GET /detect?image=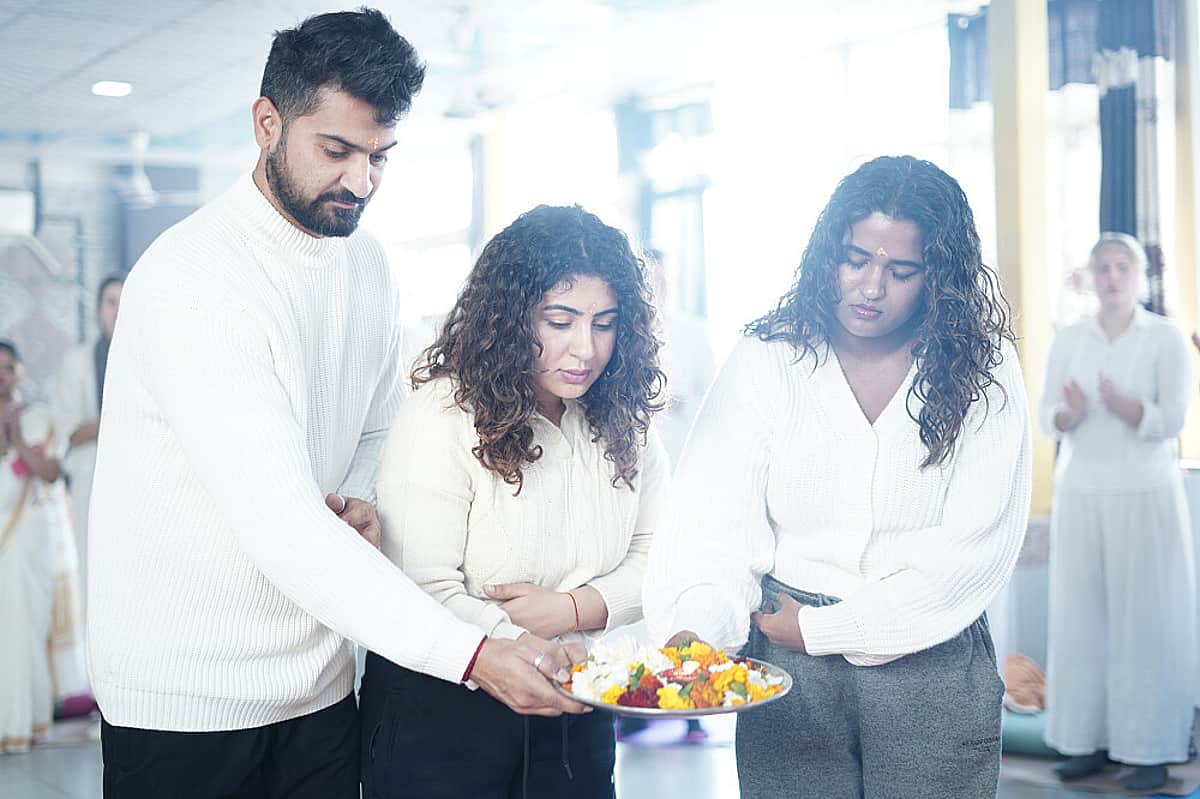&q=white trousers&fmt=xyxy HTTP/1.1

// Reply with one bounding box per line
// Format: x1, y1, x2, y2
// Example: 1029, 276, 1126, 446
1044, 479, 1197, 764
